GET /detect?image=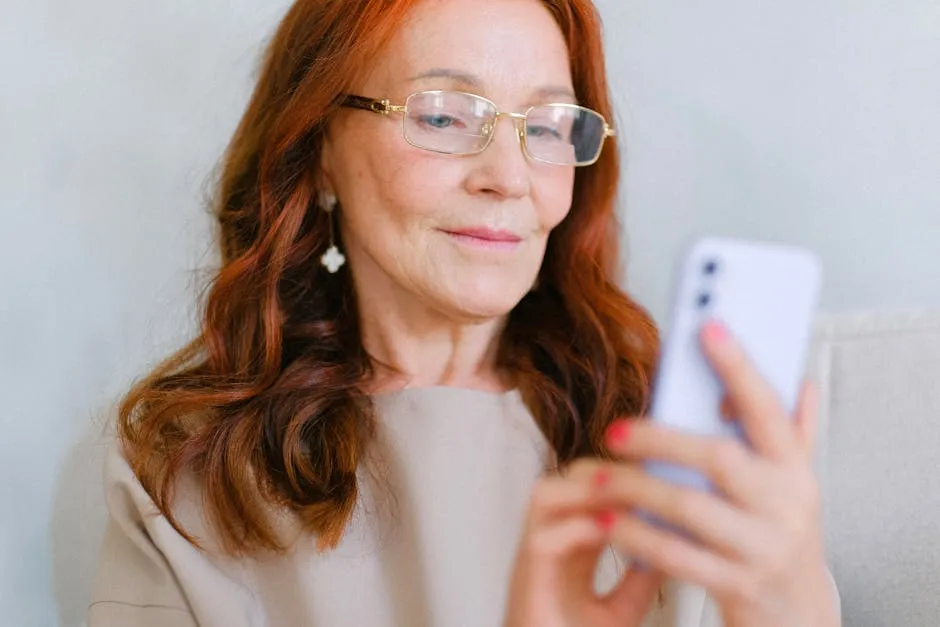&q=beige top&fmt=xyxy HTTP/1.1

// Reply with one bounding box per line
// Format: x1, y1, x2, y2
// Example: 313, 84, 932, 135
87, 387, 741, 627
